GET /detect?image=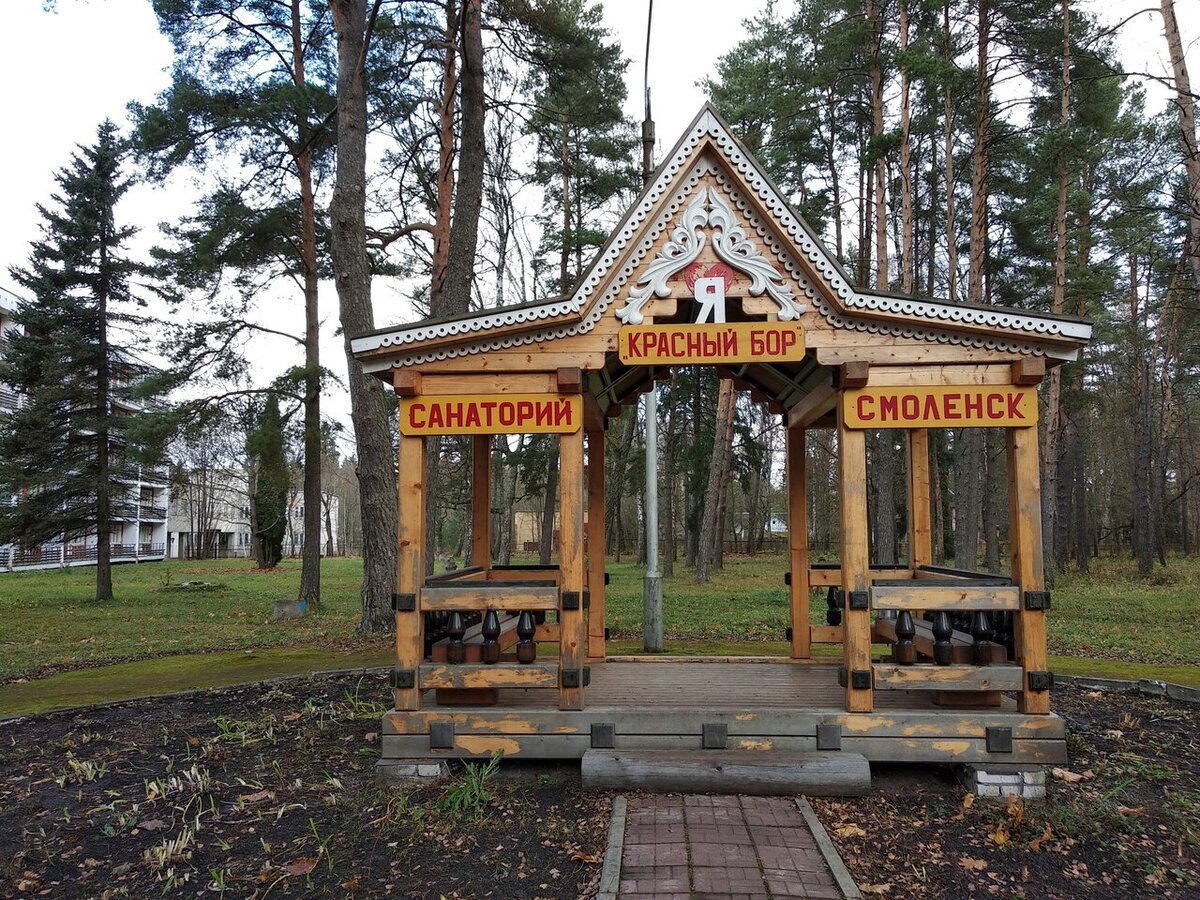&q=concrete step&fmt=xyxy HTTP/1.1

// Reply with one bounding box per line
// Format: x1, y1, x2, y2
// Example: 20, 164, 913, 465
581, 749, 871, 796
